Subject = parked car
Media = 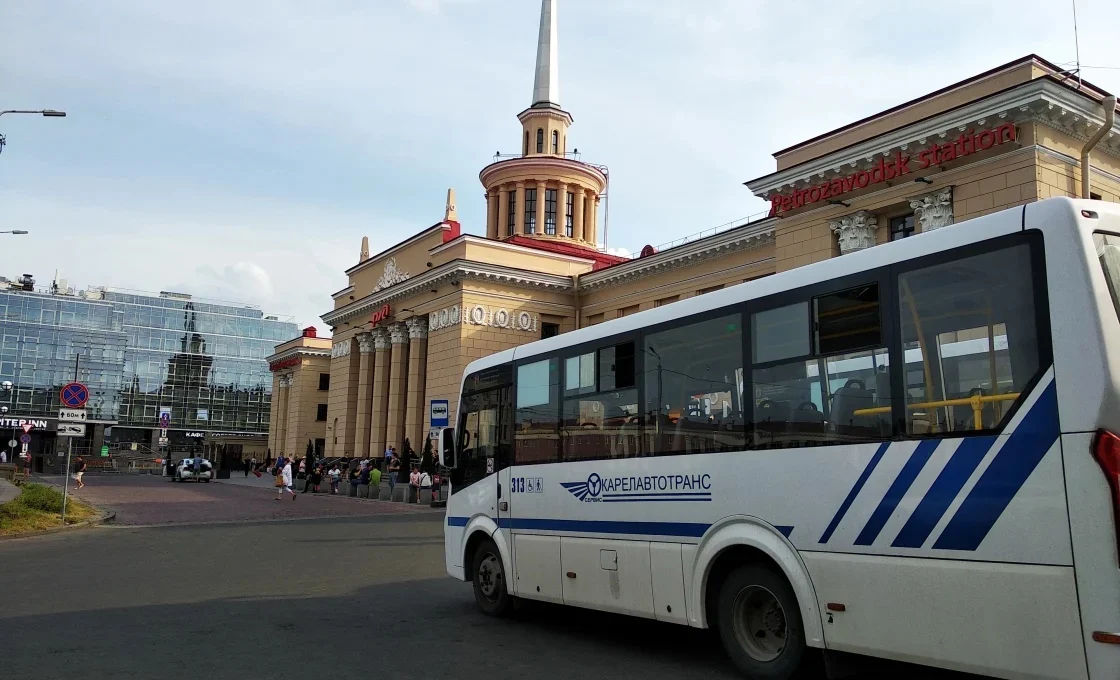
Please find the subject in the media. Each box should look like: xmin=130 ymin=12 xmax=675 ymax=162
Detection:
xmin=174 ymin=457 xmax=213 ymax=482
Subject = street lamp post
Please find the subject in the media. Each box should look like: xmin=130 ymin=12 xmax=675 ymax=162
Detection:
xmin=0 ymin=109 xmax=66 ymax=157
xmin=0 ymin=230 xmax=28 ymax=235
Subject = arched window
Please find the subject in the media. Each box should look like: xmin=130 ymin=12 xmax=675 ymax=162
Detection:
xmin=523 ymin=130 xmax=529 ymax=156
xmin=536 ymin=128 xmax=544 ymax=153
xmin=551 ymin=130 xmax=559 ymax=154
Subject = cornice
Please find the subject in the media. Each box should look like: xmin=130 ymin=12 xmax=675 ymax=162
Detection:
xmin=747 ymin=78 xmax=1120 ymax=197
xmin=578 ymin=220 xmax=776 ymax=292
xmin=479 ymin=156 xmax=607 ymax=188
xmin=331 ymin=285 xmax=354 ymax=300
xmin=321 ymin=259 xmax=574 ymax=327
xmin=430 ymin=234 xmax=596 ymax=265
xmin=265 ymin=346 xmax=331 ymax=364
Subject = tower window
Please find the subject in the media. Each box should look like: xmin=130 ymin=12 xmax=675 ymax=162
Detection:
xmin=523 ymin=131 xmax=529 ymax=156
xmin=545 ymin=189 xmax=557 ymax=235
xmin=508 ymin=190 xmax=517 ymax=234
xmin=525 ymin=188 xmax=537 ymax=233
xmin=536 ymin=128 xmax=544 ymax=154
xmin=565 ymin=192 xmax=574 ymax=237
xmin=890 ymin=214 xmax=915 ymax=241
xmin=551 ymin=130 xmax=559 ymax=154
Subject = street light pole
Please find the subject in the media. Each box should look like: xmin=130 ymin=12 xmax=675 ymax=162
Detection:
xmin=0 ymin=230 xmax=29 ymax=235
xmin=0 ymin=110 xmax=67 ymax=118
xmin=60 ymin=353 xmax=80 ymax=525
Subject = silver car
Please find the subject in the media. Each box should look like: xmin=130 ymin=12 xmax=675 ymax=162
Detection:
xmin=174 ymin=458 xmax=213 ymax=482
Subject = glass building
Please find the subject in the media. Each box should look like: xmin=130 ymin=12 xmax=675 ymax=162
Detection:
xmin=0 ymin=281 xmax=295 ymax=472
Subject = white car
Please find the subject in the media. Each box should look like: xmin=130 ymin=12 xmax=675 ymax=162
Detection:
xmin=174 ymin=458 xmax=213 ymax=482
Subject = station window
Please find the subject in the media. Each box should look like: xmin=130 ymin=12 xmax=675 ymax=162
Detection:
xmin=541 ymin=322 xmax=560 ymax=339
xmin=318 ymin=373 xmax=330 ymax=391
xmin=524 ymin=189 xmax=537 ymax=233
xmin=545 ymin=189 xmax=557 ymax=235
xmin=508 ymin=190 xmax=517 ymax=234
xmin=523 ymin=130 xmax=529 ymax=156
xmin=551 ymin=130 xmax=559 ymax=154
xmin=316 ymin=404 xmax=327 ymax=421
xmin=565 ymin=192 xmax=574 ymax=237
xmin=897 ymin=243 xmax=1042 ymax=434
xmin=890 ymin=214 xmax=916 ymax=241
xmin=698 ymin=284 xmax=724 ymax=296
xmin=536 ymin=128 xmax=544 ymax=154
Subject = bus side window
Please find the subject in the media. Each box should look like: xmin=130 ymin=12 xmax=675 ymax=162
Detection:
xmin=515 ymin=358 xmax=560 ymax=464
xmin=644 ymin=314 xmax=744 ymax=456
xmin=897 ymin=243 xmax=1041 ymax=434
xmin=562 ymin=341 xmax=639 ymax=461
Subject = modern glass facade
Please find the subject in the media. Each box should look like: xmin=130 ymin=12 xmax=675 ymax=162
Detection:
xmin=0 ymin=285 xmax=295 ymax=468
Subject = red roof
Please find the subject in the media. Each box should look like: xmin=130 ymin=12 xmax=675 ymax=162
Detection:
xmin=503 ymin=235 xmax=628 ymax=271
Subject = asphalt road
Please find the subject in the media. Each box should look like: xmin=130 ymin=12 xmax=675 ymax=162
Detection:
xmin=0 ymin=477 xmax=977 ymax=680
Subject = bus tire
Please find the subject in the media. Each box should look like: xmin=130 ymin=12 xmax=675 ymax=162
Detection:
xmin=471 ymin=537 xmax=512 ymax=617
xmin=717 ymin=564 xmax=805 ymax=680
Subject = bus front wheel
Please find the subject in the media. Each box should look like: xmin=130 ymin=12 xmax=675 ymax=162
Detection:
xmin=717 ymin=565 xmax=805 ymax=680
xmin=471 ymin=538 xmax=512 ymax=617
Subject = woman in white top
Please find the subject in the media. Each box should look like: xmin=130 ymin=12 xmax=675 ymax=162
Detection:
xmin=276 ymin=458 xmax=297 ymax=500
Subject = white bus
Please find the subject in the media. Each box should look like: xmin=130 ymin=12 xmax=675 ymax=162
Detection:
xmin=439 ymin=197 xmax=1120 ymax=680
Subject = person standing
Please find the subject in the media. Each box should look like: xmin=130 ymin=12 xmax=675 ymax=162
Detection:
xmin=431 ymin=470 xmax=441 ymax=502
xmin=384 ymin=445 xmax=393 ymax=470
xmin=275 ymin=458 xmax=296 ymax=500
xmin=387 ymin=453 xmax=401 ymax=498
xmin=409 ymin=465 xmax=421 ymax=503
xmin=329 ymin=464 xmax=342 ymax=494
xmin=73 ymin=456 xmax=87 ymax=490
xmin=419 ymin=468 xmax=432 ymax=503
xmin=1 ymin=450 xmax=7 ymax=464
xmin=243 ymin=458 xmax=250 ymax=477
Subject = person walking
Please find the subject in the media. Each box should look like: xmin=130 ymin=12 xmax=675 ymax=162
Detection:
xmin=387 ymin=453 xmax=401 ymax=498
xmin=384 ymin=445 xmax=393 ymax=469
xmin=419 ymin=468 xmax=432 ymax=503
xmin=73 ymin=456 xmax=87 ymax=490
xmin=304 ymin=463 xmax=322 ymax=494
xmin=329 ymin=464 xmax=342 ymax=494
xmin=243 ymin=458 xmax=250 ymax=477
xmin=275 ymin=457 xmax=296 ymax=500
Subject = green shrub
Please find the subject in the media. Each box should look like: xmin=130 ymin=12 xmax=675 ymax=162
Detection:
xmin=14 ymin=483 xmax=64 ymax=513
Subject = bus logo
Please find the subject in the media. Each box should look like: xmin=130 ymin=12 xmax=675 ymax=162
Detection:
xmin=560 ymin=472 xmax=712 ymax=503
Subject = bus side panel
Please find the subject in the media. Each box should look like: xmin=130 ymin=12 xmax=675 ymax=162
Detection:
xmin=802 ymin=551 xmax=1086 ymax=680
xmin=1062 ymin=432 xmax=1120 ymax=679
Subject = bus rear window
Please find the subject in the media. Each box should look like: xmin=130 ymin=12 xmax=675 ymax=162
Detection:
xmin=1094 ymin=233 xmax=1120 ymax=324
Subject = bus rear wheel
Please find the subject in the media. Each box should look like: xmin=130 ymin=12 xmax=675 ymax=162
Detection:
xmin=717 ymin=565 xmax=805 ymax=679
xmin=471 ymin=538 xmax=512 ymax=617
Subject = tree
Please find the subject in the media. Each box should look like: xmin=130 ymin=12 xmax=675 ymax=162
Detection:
xmin=421 ymin=436 xmax=434 ymax=474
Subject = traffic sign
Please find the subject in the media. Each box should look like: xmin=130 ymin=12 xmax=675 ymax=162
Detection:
xmin=158 ymin=436 xmax=168 ymax=446
xmin=100 ymin=445 xmax=109 ymax=457
xmin=21 ymin=423 xmax=32 ymax=434
xmin=58 ymin=408 xmax=87 ymax=422
xmin=60 ymin=382 xmax=89 ymax=408
xmin=160 ymin=428 xmax=168 ymax=437
xmin=57 ymin=422 xmax=86 ymax=437
xmin=19 ymin=434 xmax=30 ymax=444
xmin=7 ymin=439 xmax=16 ymax=448
xmin=159 ymin=413 xmax=171 ymax=429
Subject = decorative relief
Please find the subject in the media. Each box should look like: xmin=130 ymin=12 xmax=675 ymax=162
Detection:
xmin=372 ymin=327 xmax=391 ymax=350
xmin=330 ymin=340 xmax=352 ymax=358
xmin=357 ymin=333 xmax=374 ymax=354
xmin=829 ymin=211 xmax=879 ymax=255
xmin=406 ymin=317 xmax=429 ymax=340
xmin=389 ymin=322 xmax=409 ymax=344
xmin=909 ymin=188 xmax=955 ymax=232
xmin=373 ymin=257 xmax=410 ymax=293
xmin=427 ymin=303 xmax=538 ymax=332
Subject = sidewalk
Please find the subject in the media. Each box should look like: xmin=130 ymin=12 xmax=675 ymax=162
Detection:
xmin=217 ymin=472 xmax=277 ymax=489
xmin=0 ymin=478 xmax=20 ymax=505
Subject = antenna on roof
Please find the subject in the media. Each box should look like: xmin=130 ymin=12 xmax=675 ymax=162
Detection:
xmin=1071 ymin=0 xmax=1082 ymax=88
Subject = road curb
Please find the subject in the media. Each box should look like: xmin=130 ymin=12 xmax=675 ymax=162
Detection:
xmin=0 ymin=509 xmax=116 ymax=541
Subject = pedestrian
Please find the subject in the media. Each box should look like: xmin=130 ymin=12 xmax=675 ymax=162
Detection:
xmin=304 ymin=463 xmax=321 ymax=494
xmin=329 ymin=464 xmax=342 ymax=494
xmin=369 ymin=462 xmax=381 ymax=490
xmin=419 ymin=468 xmax=432 ymax=502
xmin=431 ymin=470 xmax=441 ymax=502
xmin=384 ymin=445 xmax=393 ymax=468
xmin=299 ymin=457 xmax=307 ymax=477
xmin=73 ymin=456 xmax=87 ymax=490
xmin=409 ymin=464 xmax=421 ymax=503
xmin=1 ymin=450 xmax=7 ymax=464
xmin=387 ymin=453 xmax=401 ymax=497
xmin=250 ymin=455 xmax=257 ymax=472
xmin=275 ymin=457 xmax=296 ymax=500
xmin=358 ymin=464 xmax=371 ymax=493
xmin=244 ymin=457 xmax=250 ymax=477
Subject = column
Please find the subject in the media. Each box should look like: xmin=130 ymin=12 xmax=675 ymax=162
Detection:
xmin=557 ymin=181 xmax=569 ymax=237
xmin=486 ymin=192 xmax=499 ymax=240
xmin=497 ymin=186 xmax=510 ymax=238
xmin=591 ymin=195 xmax=601 ymax=246
xmin=535 ymin=180 xmax=546 ymax=236
xmin=267 ymin=374 xmax=282 ymax=456
xmin=353 ymin=333 xmax=375 ymax=460
xmin=909 ymin=188 xmax=955 ymax=232
xmin=514 ymin=182 xmax=526 ymax=235
xmin=404 ymin=317 xmax=429 ymax=458
xmin=385 ymin=323 xmax=410 ymax=456
xmin=369 ymin=328 xmax=391 ymax=459
xmin=574 ymin=188 xmax=585 ymax=244
xmin=285 ymin=373 xmax=301 ymax=460
xmin=274 ymin=375 xmax=290 ymax=457
xmin=828 ymin=211 xmax=879 ymax=255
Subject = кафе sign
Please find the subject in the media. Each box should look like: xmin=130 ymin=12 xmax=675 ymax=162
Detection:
xmin=768 ymin=122 xmax=1017 ymax=216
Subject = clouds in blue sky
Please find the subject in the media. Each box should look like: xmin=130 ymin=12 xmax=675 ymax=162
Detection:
xmin=2 ymin=0 xmax=1117 ymax=330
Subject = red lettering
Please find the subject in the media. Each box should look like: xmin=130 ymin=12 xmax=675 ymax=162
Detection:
xmin=995 ymin=122 xmax=1016 ymax=144
xmin=871 ymin=158 xmax=886 ymax=184
xmin=769 ymin=196 xmax=782 ymax=217
xmin=940 ymin=142 xmax=956 ymax=162
xmin=896 ymin=150 xmax=911 ymax=175
xmin=781 ymin=195 xmax=793 ymax=212
xmin=830 ymin=178 xmax=844 ymax=196
xmin=808 ymin=186 xmax=821 ymax=203
xmin=855 ymin=171 xmax=870 ymax=188
xmin=978 ymin=130 xmax=994 ymax=150
xmin=842 ymin=175 xmax=856 ymax=193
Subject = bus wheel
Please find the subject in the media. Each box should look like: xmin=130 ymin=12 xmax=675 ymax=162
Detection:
xmin=717 ymin=565 xmax=805 ymax=679
xmin=471 ymin=538 xmax=511 ymax=617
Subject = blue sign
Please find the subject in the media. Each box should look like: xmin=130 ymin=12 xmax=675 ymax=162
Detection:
xmin=430 ymin=399 xmax=449 ymax=428
xmin=60 ymin=382 xmax=89 ymax=408
xmin=19 ymin=434 xmax=30 ymax=444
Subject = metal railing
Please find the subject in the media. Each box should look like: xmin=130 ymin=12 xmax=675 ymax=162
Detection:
xmin=492 ymin=150 xmax=583 ymax=161
xmin=853 ymin=392 xmax=1020 ymax=432
xmin=652 ymin=210 xmax=773 ymax=253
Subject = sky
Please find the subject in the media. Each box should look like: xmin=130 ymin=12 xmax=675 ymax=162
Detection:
xmin=2 ymin=0 xmax=1119 ymax=332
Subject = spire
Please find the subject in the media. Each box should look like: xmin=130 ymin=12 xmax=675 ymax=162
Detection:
xmin=359 ymin=236 xmax=370 ymax=262
xmin=444 ymin=188 xmax=458 ymax=222
xmin=531 ymin=0 xmax=560 ymax=108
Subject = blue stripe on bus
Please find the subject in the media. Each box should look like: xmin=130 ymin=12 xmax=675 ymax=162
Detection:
xmin=819 ymin=441 xmax=890 ymax=543
xmin=496 ymin=517 xmax=712 ymax=537
xmin=891 ymin=436 xmax=998 ymax=548
xmin=933 ymin=382 xmax=1059 ymax=551
xmin=775 ymin=525 xmax=794 ymax=538
xmin=447 ymin=516 xmax=468 ymax=527
xmin=855 ymin=439 xmax=940 ymax=546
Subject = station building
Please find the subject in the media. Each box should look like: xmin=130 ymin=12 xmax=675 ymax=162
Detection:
xmin=268 ymin=0 xmax=1120 ymax=462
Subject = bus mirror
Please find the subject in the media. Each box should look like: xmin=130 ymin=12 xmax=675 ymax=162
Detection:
xmin=440 ymin=427 xmax=456 ymax=468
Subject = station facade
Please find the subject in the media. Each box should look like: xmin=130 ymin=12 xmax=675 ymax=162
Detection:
xmin=268 ymin=0 xmax=1120 ymax=463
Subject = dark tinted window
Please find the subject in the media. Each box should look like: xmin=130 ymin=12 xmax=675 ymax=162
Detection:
xmin=316 ymin=404 xmax=327 ymax=421
xmin=644 ymin=315 xmax=744 ymax=456
xmin=318 ymin=373 xmax=330 ymax=390
xmin=814 ymin=284 xmax=881 ymax=355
